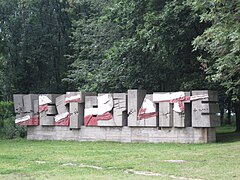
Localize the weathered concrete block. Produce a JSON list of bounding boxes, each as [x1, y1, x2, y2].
[[46, 104, 57, 115], [38, 94, 60, 113], [39, 94, 68, 126], [15, 113, 39, 126], [55, 94, 66, 106], [85, 96, 97, 108], [13, 94, 25, 113], [173, 92, 191, 127], [113, 93, 127, 126], [85, 94, 114, 126], [158, 101, 172, 127], [153, 91, 191, 127], [192, 90, 220, 127], [27, 126, 216, 143], [69, 102, 84, 129], [54, 112, 70, 126], [131, 128, 150, 142], [135, 94, 158, 127], [97, 93, 127, 126], [23, 94, 39, 113], [65, 92, 82, 103], [15, 113, 29, 125], [97, 118, 115, 126], [154, 92, 173, 127], [55, 94, 68, 114], [84, 95, 97, 126], [127, 90, 147, 126], [69, 102, 80, 113], [19, 89, 218, 143], [70, 112, 80, 128], [39, 94, 59, 104], [33, 100, 39, 114], [40, 111, 54, 126]]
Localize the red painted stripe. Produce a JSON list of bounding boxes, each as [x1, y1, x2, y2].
[[96, 112, 112, 121], [84, 115, 98, 126], [65, 98, 81, 104], [154, 96, 190, 112], [137, 108, 157, 120], [169, 96, 190, 112], [39, 104, 48, 112], [54, 115, 70, 126], [16, 115, 39, 126], [84, 112, 113, 126], [138, 112, 158, 120]]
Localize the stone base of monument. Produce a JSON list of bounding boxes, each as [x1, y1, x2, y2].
[[27, 126, 216, 143]]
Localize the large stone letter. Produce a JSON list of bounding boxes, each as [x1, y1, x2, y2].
[[14, 94, 39, 126], [39, 94, 59, 126], [128, 90, 157, 127], [191, 90, 220, 127], [66, 92, 95, 129], [153, 91, 191, 127], [55, 94, 69, 126]]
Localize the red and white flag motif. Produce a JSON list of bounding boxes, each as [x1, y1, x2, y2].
[[55, 112, 70, 126], [39, 95, 52, 112], [15, 115, 39, 126], [84, 94, 113, 126], [65, 94, 81, 103], [153, 92, 209, 113], [138, 98, 157, 120]]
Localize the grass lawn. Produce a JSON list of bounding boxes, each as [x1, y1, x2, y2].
[[0, 127, 240, 180]]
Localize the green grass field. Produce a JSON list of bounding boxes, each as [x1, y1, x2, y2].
[[0, 127, 240, 180]]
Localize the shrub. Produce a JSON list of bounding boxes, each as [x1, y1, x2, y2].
[[0, 101, 27, 139]]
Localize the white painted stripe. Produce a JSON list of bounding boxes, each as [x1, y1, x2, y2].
[[15, 115, 31, 123], [55, 112, 69, 122], [39, 95, 52, 105], [190, 94, 209, 101], [65, 94, 81, 102], [97, 94, 113, 114], [153, 92, 185, 102], [142, 98, 155, 113]]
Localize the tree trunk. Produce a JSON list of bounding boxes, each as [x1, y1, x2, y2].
[[234, 102, 240, 132], [0, 115, 3, 136], [220, 107, 224, 126], [227, 100, 232, 124]]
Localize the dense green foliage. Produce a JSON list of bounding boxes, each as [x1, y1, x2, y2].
[[0, 0, 209, 95], [1, 0, 238, 95], [65, 0, 208, 92], [187, 0, 240, 131], [0, 0, 72, 98], [189, 0, 240, 101], [0, 101, 26, 139]]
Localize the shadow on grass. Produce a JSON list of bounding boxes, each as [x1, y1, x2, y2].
[[216, 132, 240, 143]]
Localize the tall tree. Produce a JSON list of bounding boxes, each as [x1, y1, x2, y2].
[[66, 0, 209, 93], [0, 0, 72, 98], [189, 0, 240, 131]]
